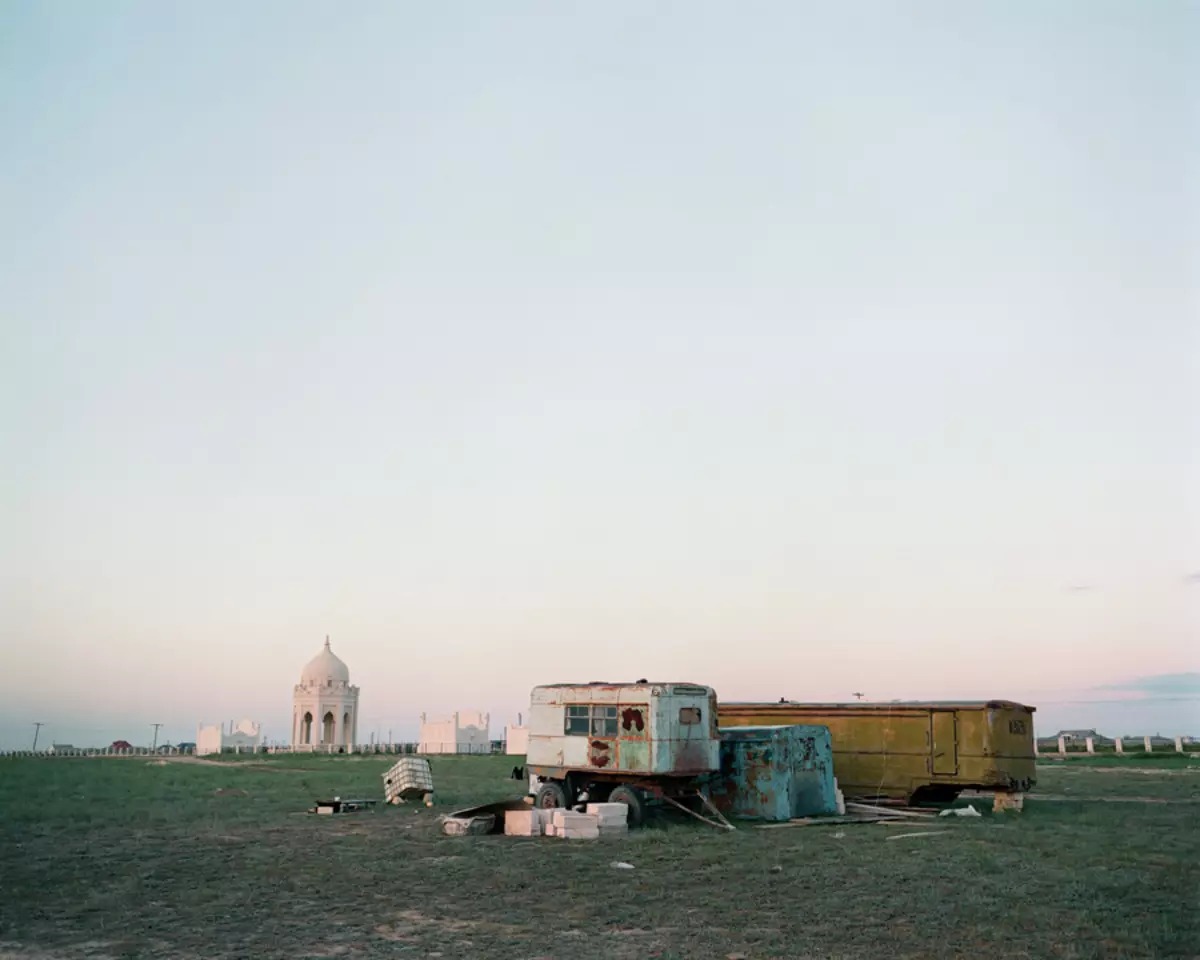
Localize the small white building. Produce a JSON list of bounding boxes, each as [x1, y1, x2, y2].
[[418, 710, 490, 754], [197, 718, 262, 756], [505, 714, 529, 755]]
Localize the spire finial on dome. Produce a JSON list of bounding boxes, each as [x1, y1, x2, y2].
[[325, 635, 331, 650]]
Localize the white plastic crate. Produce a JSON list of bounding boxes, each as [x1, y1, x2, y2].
[[382, 757, 434, 803]]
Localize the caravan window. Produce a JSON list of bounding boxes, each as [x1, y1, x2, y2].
[[565, 705, 590, 735], [591, 706, 618, 737], [564, 704, 618, 737]]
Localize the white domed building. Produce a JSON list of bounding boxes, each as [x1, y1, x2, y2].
[[291, 637, 360, 750]]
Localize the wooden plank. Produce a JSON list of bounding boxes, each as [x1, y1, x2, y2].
[[662, 794, 734, 831], [846, 802, 935, 819], [885, 830, 947, 841], [755, 815, 897, 829]]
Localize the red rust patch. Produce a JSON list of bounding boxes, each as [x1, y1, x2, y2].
[[621, 708, 646, 733]]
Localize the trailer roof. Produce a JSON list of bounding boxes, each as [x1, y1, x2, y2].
[[534, 681, 710, 689], [721, 700, 1035, 712]]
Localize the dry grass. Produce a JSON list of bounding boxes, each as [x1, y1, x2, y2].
[[1, 754, 1197, 959]]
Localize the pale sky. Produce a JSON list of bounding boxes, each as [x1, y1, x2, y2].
[[1, 2, 1196, 749]]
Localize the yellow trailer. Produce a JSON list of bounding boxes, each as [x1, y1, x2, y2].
[[717, 700, 1036, 804]]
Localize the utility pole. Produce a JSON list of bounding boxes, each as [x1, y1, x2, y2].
[[150, 723, 163, 751], [32, 722, 44, 751]]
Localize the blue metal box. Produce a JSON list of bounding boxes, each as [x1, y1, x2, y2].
[[710, 724, 838, 820]]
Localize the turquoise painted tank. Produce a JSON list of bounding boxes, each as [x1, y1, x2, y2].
[[709, 724, 838, 821]]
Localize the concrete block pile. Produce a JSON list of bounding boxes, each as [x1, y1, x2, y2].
[[504, 803, 628, 840], [588, 802, 630, 836]]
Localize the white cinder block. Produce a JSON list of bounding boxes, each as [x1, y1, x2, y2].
[[559, 827, 600, 840], [544, 824, 557, 837], [504, 810, 541, 837], [553, 811, 597, 829], [586, 803, 629, 818]]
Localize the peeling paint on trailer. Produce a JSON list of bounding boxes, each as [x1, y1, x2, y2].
[[526, 682, 721, 779]]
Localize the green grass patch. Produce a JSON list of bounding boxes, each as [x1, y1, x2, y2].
[[1, 755, 1197, 958], [1040, 751, 1200, 767]]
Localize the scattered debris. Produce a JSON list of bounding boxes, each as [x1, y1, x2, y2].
[[662, 793, 736, 831], [441, 814, 494, 836], [383, 757, 434, 805], [588, 802, 631, 836], [442, 799, 531, 836], [885, 831, 946, 841], [832, 831, 846, 839], [756, 808, 936, 829], [505, 808, 555, 837], [610, 862, 635, 870], [503, 803, 632, 840], [757, 816, 877, 829], [312, 798, 378, 815], [939, 804, 981, 818], [847, 801, 936, 819], [993, 792, 1025, 813]]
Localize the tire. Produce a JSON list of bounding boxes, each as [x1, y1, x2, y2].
[[535, 781, 569, 809], [608, 785, 646, 827]]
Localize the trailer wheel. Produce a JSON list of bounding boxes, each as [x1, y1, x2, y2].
[[534, 781, 568, 809], [608, 785, 646, 827]]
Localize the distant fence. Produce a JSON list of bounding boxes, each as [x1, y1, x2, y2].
[[0, 746, 196, 758], [1035, 735, 1197, 757], [276, 741, 503, 755], [0, 741, 509, 759]]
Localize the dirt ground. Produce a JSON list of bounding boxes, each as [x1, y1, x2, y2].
[[1, 755, 1197, 959]]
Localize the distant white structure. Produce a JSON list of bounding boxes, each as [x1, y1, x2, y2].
[[419, 710, 490, 754], [292, 637, 360, 751], [197, 718, 262, 756], [505, 714, 529, 755]]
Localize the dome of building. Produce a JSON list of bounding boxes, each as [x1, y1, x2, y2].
[[300, 637, 350, 686]]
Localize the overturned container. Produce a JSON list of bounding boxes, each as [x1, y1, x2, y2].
[[383, 757, 434, 804], [709, 725, 838, 821]]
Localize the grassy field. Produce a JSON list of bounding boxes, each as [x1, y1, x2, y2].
[[1, 755, 1197, 959]]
